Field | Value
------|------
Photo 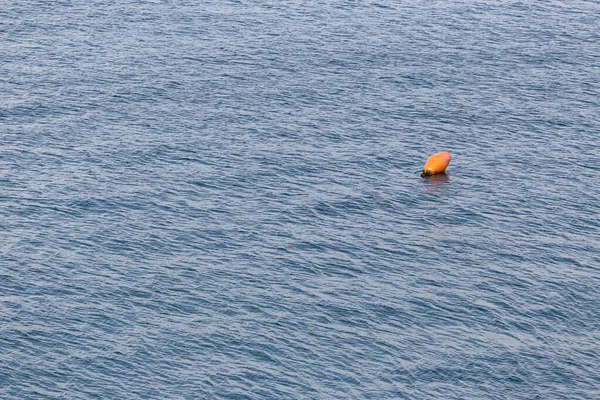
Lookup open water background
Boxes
[1,1,600,399]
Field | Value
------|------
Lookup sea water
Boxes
[1,1,599,398]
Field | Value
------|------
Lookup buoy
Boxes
[421,151,451,176]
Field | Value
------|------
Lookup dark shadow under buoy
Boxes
[421,172,449,183]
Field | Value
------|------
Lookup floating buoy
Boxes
[421,151,451,177]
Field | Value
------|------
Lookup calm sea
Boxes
[1,1,599,399]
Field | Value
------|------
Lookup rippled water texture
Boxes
[1,1,599,398]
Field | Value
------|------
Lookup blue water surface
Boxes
[1,1,599,399]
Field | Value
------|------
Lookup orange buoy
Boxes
[421,151,451,176]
